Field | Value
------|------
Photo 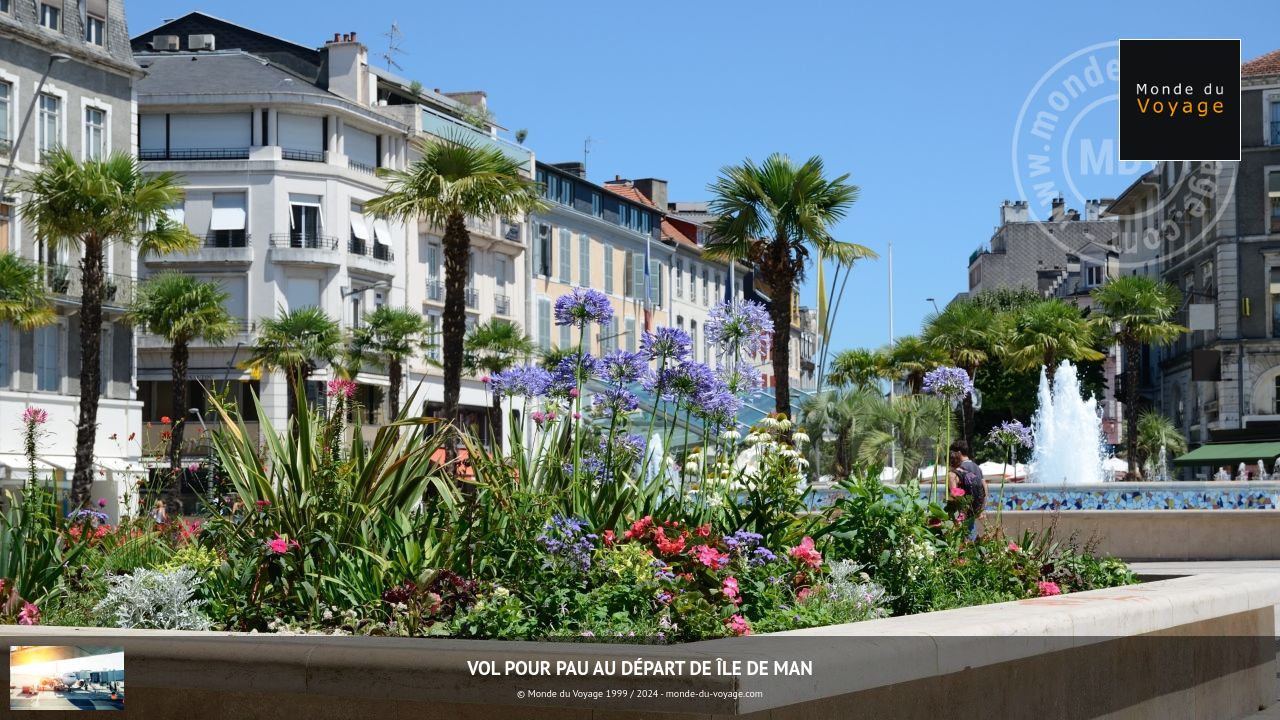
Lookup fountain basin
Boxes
[804,482,1280,511]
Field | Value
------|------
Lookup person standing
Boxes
[947,440,987,541]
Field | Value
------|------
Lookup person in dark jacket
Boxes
[947,440,987,541]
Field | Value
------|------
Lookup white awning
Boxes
[40,456,77,472]
[95,457,144,474]
[164,207,185,225]
[373,219,393,244]
[210,194,247,231]
[350,211,370,240]
[0,454,53,471]
[353,371,390,388]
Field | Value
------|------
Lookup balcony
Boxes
[465,287,479,310]
[147,232,253,266]
[139,319,253,349]
[268,233,340,267]
[348,158,376,175]
[139,147,251,161]
[426,279,443,303]
[43,264,133,310]
[282,148,324,163]
[347,236,396,277]
[494,293,510,316]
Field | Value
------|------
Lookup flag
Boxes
[816,252,828,342]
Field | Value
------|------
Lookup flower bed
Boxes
[0,294,1134,639]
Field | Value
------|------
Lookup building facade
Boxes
[0,0,144,508]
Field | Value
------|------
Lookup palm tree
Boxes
[245,307,343,422]
[856,393,953,482]
[1001,300,1103,386]
[706,153,874,416]
[464,319,536,447]
[127,273,236,501]
[17,150,196,508]
[1092,276,1187,479]
[1135,409,1187,475]
[800,387,879,480]
[825,348,890,391]
[351,306,431,419]
[0,252,54,329]
[887,334,946,394]
[923,299,995,443]
[365,134,545,433]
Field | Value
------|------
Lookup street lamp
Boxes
[926,297,941,314]
[341,280,391,299]
[0,52,72,201]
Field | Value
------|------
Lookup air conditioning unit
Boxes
[187,34,216,51]
[152,35,180,51]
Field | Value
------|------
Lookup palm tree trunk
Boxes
[388,357,402,419]
[1124,338,1141,479]
[167,341,189,513]
[441,212,471,458]
[767,265,793,419]
[490,393,502,451]
[1044,349,1058,388]
[71,243,104,510]
[285,367,298,422]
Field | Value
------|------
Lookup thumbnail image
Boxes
[9,646,124,712]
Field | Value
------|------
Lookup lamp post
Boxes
[926,297,940,314]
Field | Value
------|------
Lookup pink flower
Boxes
[17,601,40,626]
[97,498,107,508]
[187,463,200,474]
[480,375,491,384]
[722,577,741,605]
[573,412,581,420]
[789,537,823,570]
[955,512,966,523]
[531,410,547,425]
[797,587,814,603]
[255,499,271,509]
[326,378,357,399]
[1008,542,1021,552]
[693,544,729,568]
[161,415,171,425]
[724,614,751,636]
[1037,581,1061,597]
[569,388,580,398]
[22,407,48,425]
[950,486,966,497]
[266,532,299,555]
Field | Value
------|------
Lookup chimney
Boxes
[551,162,587,179]
[324,32,368,105]
[999,200,1029,225]
[632,178,668,210]
[1051,197,1066,222]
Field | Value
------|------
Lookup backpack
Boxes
[957,460,986,512]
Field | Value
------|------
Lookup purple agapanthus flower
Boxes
[989,420,1033,449]
[716,363,763,398]
[693,385,742,430]
[489,365,553,399]
[922,366,974,401]
[705,300,773,358]
[554,288,614,328]
[611,433,646,463]
[550,354,601,397]
[640,327,692,365]
[599,350,648,385]
[592,386,639,416]
[646,360,717,403]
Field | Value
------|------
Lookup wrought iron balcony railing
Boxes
[494,293,510,316]
[42,264,133,307]
[269,232,338,250]
[204,231,249,248]
[348,237,394,261]
[426,279,443,302]
[139,147,250,161]
[281,148,324,162]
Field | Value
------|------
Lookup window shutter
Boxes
[582,324,591,353]
[632,252,645,300]
[625,317,636,352]
[604,245,613,294]
[559,323,570,349]
[623,252,633,297]
[559,229,571,282]
[538,298,550,350]
[650,260,663,307]
[579,234,590,286]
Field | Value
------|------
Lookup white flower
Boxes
[792,431,810,446]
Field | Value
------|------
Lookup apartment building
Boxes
[130,13,529,452]
[1108,49,1280,460]
[0,0,144,506]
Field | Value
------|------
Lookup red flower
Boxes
[127,432,136,441]
[267,532,300,555]
[1037,581,1061,597]
[161,416,171,425]
[1008,542,1021,552]
[624,516,653,541]
[722,577,741,605]
[602,530,616,547]
[724,614,751,636]
[694,524,712,538]
[653,527,686,555]
[693,544,728,568]
[928,518,942,527]
[788,537,823,570]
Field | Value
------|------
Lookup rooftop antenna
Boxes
[583,135,599,167]
[381,22,405,72]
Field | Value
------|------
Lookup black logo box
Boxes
[1119,39,1240,162]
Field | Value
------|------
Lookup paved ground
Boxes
[9,686,124,711]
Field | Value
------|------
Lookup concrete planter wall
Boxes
[4,574,1278,719]
[987,510,1280,560]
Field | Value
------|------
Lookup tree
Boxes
[1091,276,1187,479]
[1001,300,1103,386]
[800,387,879,480]
[1135,409,1187,474]
[706,153,874,416]
[245,307,343,422]
[887,335,946,394]
[464,319,536,447]
[365,134,545,436]
[351,306,431,419]
[0,252,53,329]
[856,393,953,482]
[17,150,196,509]
[923,300,995,443]
[825,348,890,391]
[127,273,236,504]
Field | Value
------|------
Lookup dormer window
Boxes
[1083,264,1104,287]
[38,1,61,31]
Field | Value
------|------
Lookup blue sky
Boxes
[126,1,1277,354]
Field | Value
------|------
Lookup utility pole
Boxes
[888,242,897,473]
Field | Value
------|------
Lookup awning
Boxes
[40,456,77,472]
[210,195,247,231]
[0,454,54,471]
[373,219,393,245]
[95,457,144,474]
[349,211,370,240]
[1174,441,1280,466]
[164,207,185,225]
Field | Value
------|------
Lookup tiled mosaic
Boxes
[804,482,1280,511]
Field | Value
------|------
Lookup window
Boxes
[0,323,9,388]
[289,196,323,246]
[84,106,106,159]
[1274,376,1280,415]
[38,1,60,30]
[1084,264,1104,287]
[0,81,10,149]
[675,259,683,298]
[625,317,636,352]
[544,173,573,206]
[579,234,590,286]
[85,9,106,46]
[701,268,709,305]
[1269,171,1280,234]
[211,193,247,247]
[533,224,552,277]
[350,295,362,330]
[1201,260,1214,291]
[0,202,9,254]
[537,297,551,351]
[715,272,721,303]
[603,244,613,294]
[1271,268,1280,338]
[495,256,508,292]
[425,313,440,361]
[690,320,698,362]
[591,191,602,218]
[99,327,110,395]
[38,94,60,155]
[35,324,59,391]
[558,229,572,282]
[1271,100,1280,145]
[0,0,9,13]
[559,320,570,349]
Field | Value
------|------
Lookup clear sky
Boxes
[124,0,1277,354]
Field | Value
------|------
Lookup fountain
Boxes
[1154,446,1170,482]
[1238,462,1248,482]
[1029,361,1107,485]
[1259,459,1270,483]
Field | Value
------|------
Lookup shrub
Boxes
[93,567,211,630]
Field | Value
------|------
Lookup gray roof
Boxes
[136,50,332,98]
